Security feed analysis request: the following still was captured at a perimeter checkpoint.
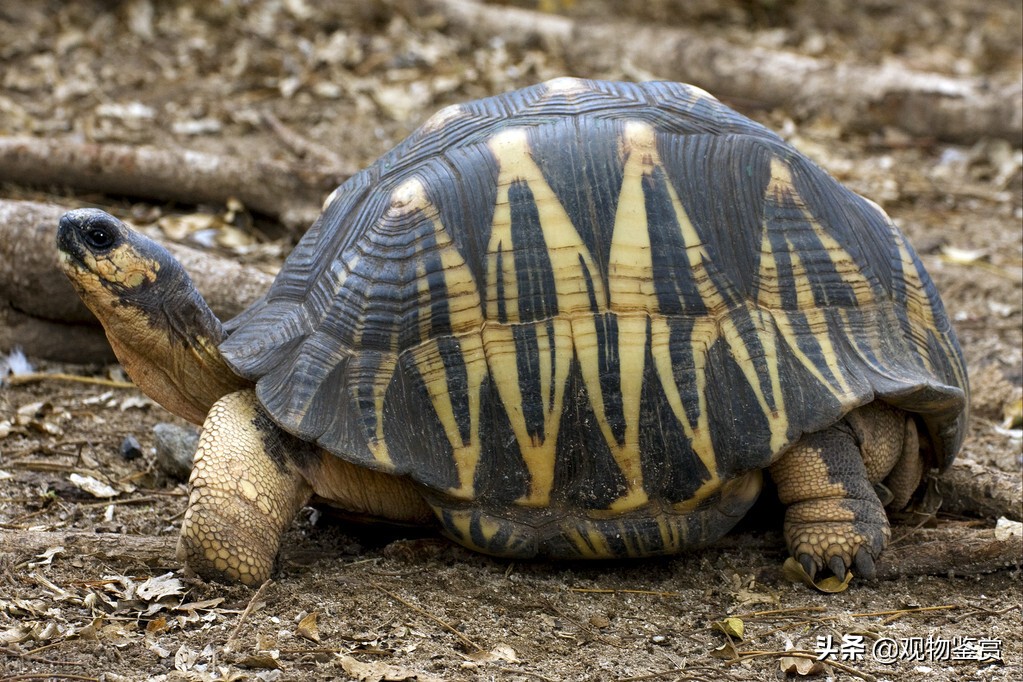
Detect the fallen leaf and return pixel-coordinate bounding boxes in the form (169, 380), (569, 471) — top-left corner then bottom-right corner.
(940, 245), (986, 264)
(779, 638), (825, 676)
(145, 616), (168, 636)
(465, 643), (518, 663)
(782, 557), (852, 593)
(136, 573), (185, 601)
(711, 617), (745, 640)
(69, 473), (118, 499)
(297, 611), (320, 642)
(27, 546), (64, 568)
(237, 653), (282, 670)
(337, 653), (448, 682)
(995, 517), (1023, 541)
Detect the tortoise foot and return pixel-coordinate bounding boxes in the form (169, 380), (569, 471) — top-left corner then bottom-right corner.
(770, 407), (894, 581)
(178, 390), (312, 585)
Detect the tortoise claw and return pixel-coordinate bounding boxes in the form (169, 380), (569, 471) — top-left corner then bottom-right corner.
(853, 547), (876, 579)
(829, 555), (849, 580)
(798, 553), (817, 580)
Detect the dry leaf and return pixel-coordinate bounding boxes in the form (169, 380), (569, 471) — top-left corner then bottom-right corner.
(237, 653), (282, 670)
(995, 517), (1023, 541)
(940, 245), (986, 264)
(782, 557), (852, 593)
(145, 616), (167, 636)
(68, 473), (118, 499)
(296, 611), (320, 642)
(711, 617), (745, 640)
(27, 546), (64, 568)
(465, 643), (519, 663)
(136, 573), (185, 601)
(779, 638), (825, 676)
(337, 653), (448, 682)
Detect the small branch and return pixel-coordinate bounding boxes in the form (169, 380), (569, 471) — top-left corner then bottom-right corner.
(5, 373), (135, 389)
(0, 137), (349, 231)
(225, 579), (274, 648)
(372, 581), (484, 652)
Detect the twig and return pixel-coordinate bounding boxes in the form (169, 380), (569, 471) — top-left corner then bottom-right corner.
(495, 668), (559, 682)
(371, 581), (483, 652)
(617, 670), (715, 682)
(225, 578), (274, 648)
(262, 112), (347, 169)
(726, 649), (875, 682)
(5, 373), (135, 389)
(0, 675), (100, 682)
(846, 604), (960, 625)
(566, 587), (682, 598)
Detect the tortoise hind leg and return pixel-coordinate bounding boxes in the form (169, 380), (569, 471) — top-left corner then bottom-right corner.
(769, 402), (916, 580)
(178, 390), (313, 585)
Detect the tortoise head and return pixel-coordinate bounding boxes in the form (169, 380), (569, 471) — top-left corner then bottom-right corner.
(57, 209), (250, 424)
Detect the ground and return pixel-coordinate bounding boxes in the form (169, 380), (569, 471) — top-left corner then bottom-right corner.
(1, 1), (1021, 681)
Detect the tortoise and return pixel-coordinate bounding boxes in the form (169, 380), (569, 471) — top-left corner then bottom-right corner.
(56, 78), (968, 586)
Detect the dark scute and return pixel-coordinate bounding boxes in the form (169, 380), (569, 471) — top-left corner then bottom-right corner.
(526, 117), (625, 273)
(473, 373), (531, 505)
(384, 354), (460, 490)
(657, 134), (774, 301)
(513, 323), (546, 444)
(552, 361), (627, 509)
(508, 180), (559, 321)
(651, 317), (714, 501)
(644, 165), (707, 315)
(703, 335), (775, 477)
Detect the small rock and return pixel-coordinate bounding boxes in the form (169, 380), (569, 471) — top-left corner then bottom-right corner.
(153, 423), (199, 480)
(120, 434), (143, 461)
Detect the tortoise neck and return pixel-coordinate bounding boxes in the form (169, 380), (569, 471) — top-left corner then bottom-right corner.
(97, 257), (251, 425)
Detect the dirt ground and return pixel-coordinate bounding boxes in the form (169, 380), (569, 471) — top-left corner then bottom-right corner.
(1, 1), (1021, 681)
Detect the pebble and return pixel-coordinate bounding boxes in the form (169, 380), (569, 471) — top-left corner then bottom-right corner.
(153, 422), (199, 480)
(120, 434), (143, 460)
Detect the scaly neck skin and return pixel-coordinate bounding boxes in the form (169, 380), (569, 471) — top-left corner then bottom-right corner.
(97, 280), (251, 425)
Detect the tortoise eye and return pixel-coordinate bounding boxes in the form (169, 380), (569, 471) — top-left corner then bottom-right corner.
(84, 225), (116, 250)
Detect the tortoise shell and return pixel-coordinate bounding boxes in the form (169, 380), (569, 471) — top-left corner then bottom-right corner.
(220, 78), (967, 556)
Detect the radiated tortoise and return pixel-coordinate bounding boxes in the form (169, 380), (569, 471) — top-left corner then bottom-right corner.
(56, 78), (969, 586)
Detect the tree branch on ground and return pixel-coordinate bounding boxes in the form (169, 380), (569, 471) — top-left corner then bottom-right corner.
(0, 137), (349, 232)
(406, 0), (1022, 144)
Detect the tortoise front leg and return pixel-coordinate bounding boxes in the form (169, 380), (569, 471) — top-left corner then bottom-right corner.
(178, 390), (313, 585)
(769, 402), (910, 580)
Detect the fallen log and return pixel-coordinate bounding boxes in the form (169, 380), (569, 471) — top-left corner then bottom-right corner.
(940, 458), (1023, 522)
(0, 137), (348, 232)
(408, 0), (1022, 144)
(876, 522), (1022, 580)
(0, 200), (274, 362)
